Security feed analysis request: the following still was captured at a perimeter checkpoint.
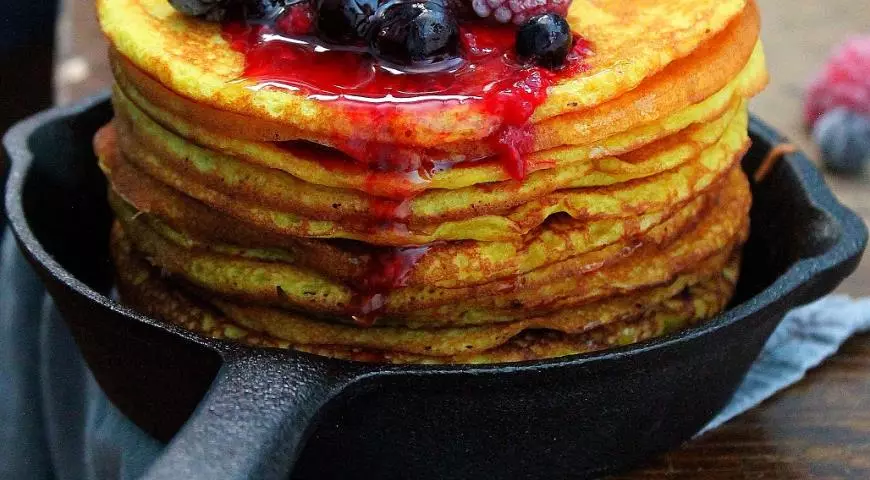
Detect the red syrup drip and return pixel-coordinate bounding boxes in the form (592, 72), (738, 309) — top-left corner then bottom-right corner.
(221, 20), (592, 182)
(347, 245), (431, 326)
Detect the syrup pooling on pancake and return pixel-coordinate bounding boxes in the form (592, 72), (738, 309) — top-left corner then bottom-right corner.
(96, 0), (767, 363)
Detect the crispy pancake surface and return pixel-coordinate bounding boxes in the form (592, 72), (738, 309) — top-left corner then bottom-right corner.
(96, 0), (766, 363)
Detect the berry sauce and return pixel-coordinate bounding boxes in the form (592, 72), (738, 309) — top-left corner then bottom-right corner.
(222, 21), (592, 181)
(220, 18), (593, 325)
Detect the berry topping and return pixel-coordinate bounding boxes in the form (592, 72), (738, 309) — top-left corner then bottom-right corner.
(315, 0), (380, 44)
(369, 1), (461, 71)
(812, 108), (870, 173)
(169, 0), (232, 20)
(170, 0), (289, 22)
(515, 13), (572, 69)
(805, 36), (870, 128)
(237, 0), (290, 21)
(470, 0), (570, 25)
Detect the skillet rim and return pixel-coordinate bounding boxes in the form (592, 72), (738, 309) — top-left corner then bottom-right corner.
(4, 92), (867, 376)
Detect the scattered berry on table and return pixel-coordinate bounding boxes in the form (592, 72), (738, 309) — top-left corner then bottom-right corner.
(315, 0), (381, 44)
(812, 107), (870, 173)
(469, 0), (570, 25)
(805, 35), (870, 128)
(515, 13), (572, 68)
(369, 1), (461, 70)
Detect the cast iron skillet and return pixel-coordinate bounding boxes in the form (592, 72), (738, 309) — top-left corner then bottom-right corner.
(3, 93), (867, 480)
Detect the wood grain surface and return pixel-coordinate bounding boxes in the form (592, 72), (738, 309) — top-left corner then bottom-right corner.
(56, 0), (870, 477)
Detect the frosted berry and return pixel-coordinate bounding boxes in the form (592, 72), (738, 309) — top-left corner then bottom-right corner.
(805, 36), (870, 128)
(515, 13), (571, 69)
(369, 1), (460, 71)
(469, 0), (570, 25)
(813, 108), (870, 173)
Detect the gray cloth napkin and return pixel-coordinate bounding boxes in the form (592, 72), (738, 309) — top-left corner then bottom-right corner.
(1, 227), (869, 479)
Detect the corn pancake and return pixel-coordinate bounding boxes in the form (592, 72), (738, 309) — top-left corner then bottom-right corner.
(99, 130), (716, 287)
(209, 254), (737, 355)
(98, 107), (748, 244)
(112, 166), (747, 322)
(112, 227), (737, 363)
(114, 194), (702, 320)
(111, 43), (766, 196)
(98, 0), (750, 146)
(110, 177), (711, 292)
(299, 270), (736, 365)
(113, 86), (741, 224)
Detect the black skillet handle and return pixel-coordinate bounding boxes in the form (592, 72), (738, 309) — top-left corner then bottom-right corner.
(141, 348), (365, 480)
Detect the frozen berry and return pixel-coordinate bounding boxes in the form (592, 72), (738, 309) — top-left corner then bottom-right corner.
(315, 0), (380, 44)
(369, 1), (460, 71)
(470, 0), (570, 25)
(515, 13), (571, 69)
(805, 36), (870, 128)
(813, 108), (870, 173)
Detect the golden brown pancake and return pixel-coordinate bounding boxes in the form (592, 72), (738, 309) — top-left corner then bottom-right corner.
(97, 105), (749, 244)
(95, 0), (767, 363)
(112, 84), (742, 224)
(109, 165), (748, 322)
(109, 184), (712, 291)
(98, 0), (753, 145)
(112, 224), (738, 363)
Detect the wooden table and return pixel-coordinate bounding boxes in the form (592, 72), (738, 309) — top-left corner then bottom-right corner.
(58, 0), (870, 477)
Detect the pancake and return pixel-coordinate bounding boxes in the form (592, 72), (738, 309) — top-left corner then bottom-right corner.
(99, 119), (720, 288)
(110, 166), (748, 322)
(112, 224), (738, 363)
(112, 84), (742, 224)
(300, 269), (737, 364)
(98, 0), (751, 145)
(110, 174), (710, 295)
(97, 0), (767, 364)
(109, 183), (712, 290)
(97, 105), (748, 244)
(110, 44), (766, 196)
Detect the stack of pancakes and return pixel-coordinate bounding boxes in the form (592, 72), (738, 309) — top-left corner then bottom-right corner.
(96, 0), (767, 363)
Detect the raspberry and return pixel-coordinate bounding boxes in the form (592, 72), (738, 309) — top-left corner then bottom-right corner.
(805, 36), (870, 128)
(275, 2), (314, 35)
(469, 0), (571, 25)
(812, 108), (870, 173)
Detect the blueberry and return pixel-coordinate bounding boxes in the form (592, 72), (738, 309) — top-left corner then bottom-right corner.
(515, 13), (572, 69)
(169, 0), (230, 19)
(369, 1), (460, 70)
(813, 108), (870, 174)
(169, 0), (289, 22)
(229, 0), (291, 22)
(316, 0), (381, 44)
